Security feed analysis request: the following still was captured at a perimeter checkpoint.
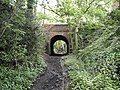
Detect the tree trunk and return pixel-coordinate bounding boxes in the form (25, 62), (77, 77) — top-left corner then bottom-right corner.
(75, 27), (78, 51)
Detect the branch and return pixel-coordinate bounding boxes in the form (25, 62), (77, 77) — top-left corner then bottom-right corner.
(47, 5), (61, 16)
(119, 0), (120, 10)
(0, 22), (11, 39)
(39, 3), (61, 16)
(0, 27), (6, 38)
(84, 0), (96, 14)
(0, 8), (16, 39)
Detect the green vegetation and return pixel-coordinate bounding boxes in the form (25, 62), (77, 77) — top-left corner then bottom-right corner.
(0, 0), (46, 90)
(0, 61), (45, 90)
(65, 33), (120, 89)
(54, 0), (120, 89)
(0, 0), (120, 90)
(54, 40), (67, 54)
(64, 6), (120, 90)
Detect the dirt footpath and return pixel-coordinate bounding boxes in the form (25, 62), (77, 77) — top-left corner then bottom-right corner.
(30, 54), (68, 90)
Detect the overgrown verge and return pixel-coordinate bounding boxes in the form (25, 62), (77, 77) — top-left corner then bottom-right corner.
(0, 1), (46, 90)
(65, 10), (120, 89)
(0, 59), (46, 90)
(66, 48), (120, 89)
(65, 40), (120, 89)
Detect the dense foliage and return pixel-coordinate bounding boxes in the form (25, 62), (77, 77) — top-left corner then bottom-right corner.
(0, 0), (46, 90)
(65, 11), (120, 89)
(0, 0), (120, 89)
(55, 0), (120, 89)
(66, 25), (120, 89)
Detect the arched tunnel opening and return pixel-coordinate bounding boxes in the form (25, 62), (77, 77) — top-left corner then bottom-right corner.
(50, 35), (69, 56)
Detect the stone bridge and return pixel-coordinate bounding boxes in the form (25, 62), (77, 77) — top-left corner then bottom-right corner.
(43, 24), (73, 55)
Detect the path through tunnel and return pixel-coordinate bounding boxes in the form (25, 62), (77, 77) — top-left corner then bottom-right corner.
(50, 35), (69, 56)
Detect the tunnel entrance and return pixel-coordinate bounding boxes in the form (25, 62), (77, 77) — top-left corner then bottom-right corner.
(50, 35), (69, 56)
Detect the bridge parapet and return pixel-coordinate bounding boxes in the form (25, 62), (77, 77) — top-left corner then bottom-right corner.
(43, 24), (69, 32)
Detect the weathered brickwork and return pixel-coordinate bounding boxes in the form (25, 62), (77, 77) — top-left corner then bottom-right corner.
(43, 24), (71, 55)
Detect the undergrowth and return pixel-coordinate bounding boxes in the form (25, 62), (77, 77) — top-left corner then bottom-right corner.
(65, 21), (120, 90)
(66, 52), (120, 90)
(0, 1), (47, 90)
(0, 58), (46, 90)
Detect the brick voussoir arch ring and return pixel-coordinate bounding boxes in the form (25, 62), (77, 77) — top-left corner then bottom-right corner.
(50, 35), (69, 56)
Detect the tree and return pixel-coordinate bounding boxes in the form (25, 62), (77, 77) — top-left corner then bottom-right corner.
(40, 0), (114, 50)
(56, 0), (115, 50)
(0, 0), (27, 63)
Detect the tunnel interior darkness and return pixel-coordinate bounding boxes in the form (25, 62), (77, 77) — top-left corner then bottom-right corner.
(50, 35), (69, 56)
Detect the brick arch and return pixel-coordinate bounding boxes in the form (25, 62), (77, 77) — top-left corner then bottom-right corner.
(50, 35), (69, 56)
(44, 24), (73, 55)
